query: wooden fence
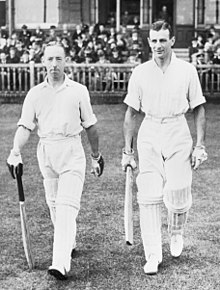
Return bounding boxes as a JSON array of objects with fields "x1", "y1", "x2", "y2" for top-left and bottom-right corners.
[{"x1": 0, "y1": 62, "x2": 220, "y2": 103}]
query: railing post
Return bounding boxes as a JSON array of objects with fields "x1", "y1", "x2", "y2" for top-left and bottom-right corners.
[{"x1": 29, "y1": 61, "x2": 35, "y2": 88}]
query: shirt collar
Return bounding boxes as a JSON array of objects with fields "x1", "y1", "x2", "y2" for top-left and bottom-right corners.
[
  {"x1": 152, "y1": 51, "x2": 177, "y2": 68},
  {"x1": 42, "y1": 73, "x2": 72, "y2": 89}
]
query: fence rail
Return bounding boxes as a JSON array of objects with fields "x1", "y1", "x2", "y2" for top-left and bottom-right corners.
[{"x1": 0, "y1": 62, "x2": 220, "y2": 103}]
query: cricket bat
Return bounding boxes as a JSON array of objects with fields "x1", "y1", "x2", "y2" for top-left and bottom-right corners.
[
  {"x1": 124, "y1": 164, "x2": 134, "y2": 245},
  {"x1": 15, "y1": 164, "x2": 35, "y2": 270}
]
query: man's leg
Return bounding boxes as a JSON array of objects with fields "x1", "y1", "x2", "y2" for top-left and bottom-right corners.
[
  {"x1": 137, "y1": 119, "x2": 165, "y2": 274},
  {"x1": 50, "y1": 172, "x2": 84, "y2": 276},
  {"x1": 43, "y1": 178, "x2": 58, "y2": 225},
  {"x1": 137, "y1": 172, "x2": 164, "y2": 274},
  {"x1": 164, "y1": 186, "x2": 192, "y2": 257},
  {"x1": 163, "y1": 133, "x2": 193, "y2": 258}
]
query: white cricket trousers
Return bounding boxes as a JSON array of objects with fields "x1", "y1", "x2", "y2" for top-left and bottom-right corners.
[
  {"x1": 37, "y1": 135, "x2": 86, "y2": 273},
  {"x1": 136, "y1": 115, "x2": 193, "y2": 262}
]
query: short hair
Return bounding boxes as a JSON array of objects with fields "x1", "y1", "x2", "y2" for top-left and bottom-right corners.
[
  {"x1": 43, "y1": 42, "x2": 66, "y2": 56},
  {"x1": 150, "y1": 20, "x2": 173, "y2": 38}
]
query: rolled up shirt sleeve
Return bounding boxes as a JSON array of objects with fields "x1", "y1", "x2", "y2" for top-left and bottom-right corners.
[
  {"x1": 80, "y1": 87, "x2": 97, "y2": 128},
  {"x1": 17, "y1": 90, "x2": 36, "y2": 131},
  {"x1": 187, "y1": 65, "x2": 206, "y2": 109},
  {"x1": 124, "y1": 68, "x2": 142, "y2": 112}
]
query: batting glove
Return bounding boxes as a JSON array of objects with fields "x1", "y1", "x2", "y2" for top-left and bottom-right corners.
[
  {"x1": 191, "y1": 145, "x2": 208, "y2": 170},
  {"x1": 91, "y1": 153, "x2": 104, "y2": 177},
  {"x1": 7, "y1": 149, "x2": 23, "y2": 179},
  {"x1": 121, "y1": 148, "x2": 137, "y2": 171}
]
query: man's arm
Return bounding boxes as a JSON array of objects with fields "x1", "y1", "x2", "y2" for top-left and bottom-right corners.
[
  {"x1": 191, "y1": 104, "x2": 207, "y2": 170},
  {"x1": 123, "y1": 106, "x2": 138, "y2": 153},
  {"x1": 85, "y1": 124, "x2": 104, "y2": 177},
  {"x1": 193, "y1": 104, "x2": 206, "y2": 147},
  {"x1": 85, "y1": 124, "x2": 99, "y2": 158},
  {"x1": 12, "y1": 126, "x2": 31, "y2": 153},
  {"x1": 122, "y1": 106, "x2": 138, "y2": 171},
  {"x1": 7, "y1": 126, "x2": 31, "y2": 178}
]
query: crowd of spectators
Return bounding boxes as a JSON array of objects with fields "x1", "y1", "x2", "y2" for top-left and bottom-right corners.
[
  {"x1": 0, "y1": 22, "x2": 145, "y2": 65},
  {"x1": 188, "y1": 25, "x2": 220, "y2": 65}
]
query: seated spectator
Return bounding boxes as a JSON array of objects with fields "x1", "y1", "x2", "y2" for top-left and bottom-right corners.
[
  {"x1": 61, "y1": 23, "x2": 71, "y2": 42},
  {"x1": 45, "y1": 25, "x2": 57, "y2": 44},
  {"x1": 191, "y1": 45, "x2": 205, "y2": 65},
  {"x1": 69, "y1": 47, "x2": 83, "y2": 63},
  {"x1": 204, "y1": 34, "x2": 215, "y2": 63},
  {"x1": 127, "y1": 29, "x2": 143, "y2": 51},
  {"x1": 212, "y1": 47, "x2": 220, "y2": 64},
  {"x1": 115, "y1": 32, "x2": 127, "y2": 53},
  {"x1": 109, "y1": 48, "x2": 123, "y2": 63},
  {"x1": 19, "y1": 24, "x2": 31, "y2": 48},
  {"x1": 207, "y1": 25, "x2": 220, "y2": 43},
  {"x1": 61, "y1": 37, "x2": 71, "y2": 56},
  {"x1": 72, "y1": 24, "x2": 83, "y2": 42},
  {"x1": 96, "y1": 49, "x2": 111, "y2": 91},
  {"x1": 31, "y1": 41, "x2": 43, "y2": 63},
  {"x1": 188, "y1": 37, "x2": 199, "y2": 62},
  {"x1": 126, "y1": 50, "x2": 139, "y2": 65},
  {"x1": 31, "y1": 25, "x2": 45, "y2": 44},
  {"x1": 0, "y1": 35, "x2": 7, "y2": 52},
  {"x1": 96, "y1": 49, "x2": 109, "y2": 64},
  {"x1": 15, "y1": 40, "x2": 24, "y2": 59},
  {"x1": 6, "y1": 46, "x2": 20, "y2": 63},
  {"x1": 97, "y1": 24, "x2": 109, "y2": 41},
  {"x1": 84, "y1": 44, "x2": 98, "y2": 62},
  {"x1": 120, "y1": 25, "x2": 130, "y2": 44},
  {"x1": 20, "y1": 50, "x2": 30, "y2": 63},
  {"x1": 87, "y1": 25, "x2": 96, "y2": 41},
  {"x1": 0, "y1": 51, "x2": 7, "y2": 64},
  {"x1": 0, "y1": 52, "x2": 8, "y2": 89},
  {"x1": 11, "y1": 31, "x2": 19, "y2": 47}
]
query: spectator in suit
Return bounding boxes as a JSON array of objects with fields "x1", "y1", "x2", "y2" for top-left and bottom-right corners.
[
  {"x1": 0, "y1": 51, "x2": 7, "y2": 64},
  {"x1": 31, "y1": 25, "x2": 45, "y2": 44},
  {"x1": 212, "y1": 47, "x2": 220, "y2": 64},
  {"x1": 109, "y1": 48, "x2": 123, "y2": 64},
  {"x1": 45, "y1": 26, "x2": 57, "y2": 44},
  {"x1": 188, "y1": 38, "x2": 199, "y2": 63},
  {"x1": 6, "y1": 46, "x2": 20, "y2": 63},
  {"x1": 72, "y1": 24, "x2": 83, "y2": 42},
  {"x1": 19, "y1": 24, "x2": 31, "y2": 49}
]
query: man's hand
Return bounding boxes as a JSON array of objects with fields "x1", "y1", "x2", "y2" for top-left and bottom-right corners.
[
  {"x1": 121, "y1": 149, "x2": 137, "y2": 172},
  {"x1": 7, "y1": 149, "x2": 23, "y2": 179},
  {"x1": 91, "y1": 153, "x2": 104, "y2": 177},
  {"x1": 191, "y1": 145, "x2": 208, "y2": 170}
]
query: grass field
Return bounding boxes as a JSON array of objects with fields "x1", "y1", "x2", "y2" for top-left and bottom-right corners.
[{"x1": 0, "y1": 103, "x2": 220, "y2": 290}]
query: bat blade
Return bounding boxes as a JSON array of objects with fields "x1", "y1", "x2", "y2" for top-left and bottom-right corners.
[
  {"x1": 15, "y1": 168, "x2": 35, "y2": 270},
  {"x1": 19, "y1": 202, "x2": 35, "y2": 270},
  {"x1": 124, "y1": 165, "x2": 133, "y2": 245}
]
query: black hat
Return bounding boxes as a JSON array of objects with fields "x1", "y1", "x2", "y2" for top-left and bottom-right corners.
[{"x1": 22, "y1": 24, "x2": 28, "y2": 29}]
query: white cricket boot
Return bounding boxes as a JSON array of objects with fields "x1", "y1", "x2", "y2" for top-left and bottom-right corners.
[
  {"x1": 170, "y1": 234, "x2": 183, "y2": 258},
  {"x1": 144, "y1": 254, "x2": 160, "y2": 275}
]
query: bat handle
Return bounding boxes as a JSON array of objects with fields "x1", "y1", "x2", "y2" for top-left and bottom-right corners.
[{"x1": 16, "y1": 164, "x2": 25, "y2": 202}]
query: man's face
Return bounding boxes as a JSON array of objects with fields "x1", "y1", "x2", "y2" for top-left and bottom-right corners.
[
  {"x1": 43, "y1": 45, "x2": 65, "y2": 81},
  {"x1": 148, "y1": 29, "x2": 175, "y2": 60}
]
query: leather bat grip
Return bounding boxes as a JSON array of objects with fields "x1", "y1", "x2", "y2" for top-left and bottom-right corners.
[{"x1": 16, "y1": 164, "x2": 25, "y2": 202}]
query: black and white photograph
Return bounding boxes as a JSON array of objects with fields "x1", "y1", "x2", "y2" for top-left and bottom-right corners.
[{"x1": 0, "y1": 0, "x2": 219, "y2": 289}]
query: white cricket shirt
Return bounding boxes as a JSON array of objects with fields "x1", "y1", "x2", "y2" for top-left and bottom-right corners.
[
  {"x1": 124, "y1": 53, "x2": 206, "y2": 118},
  {"x1": 18, "y1": 75, "x2": 97, "y2": 138}
]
